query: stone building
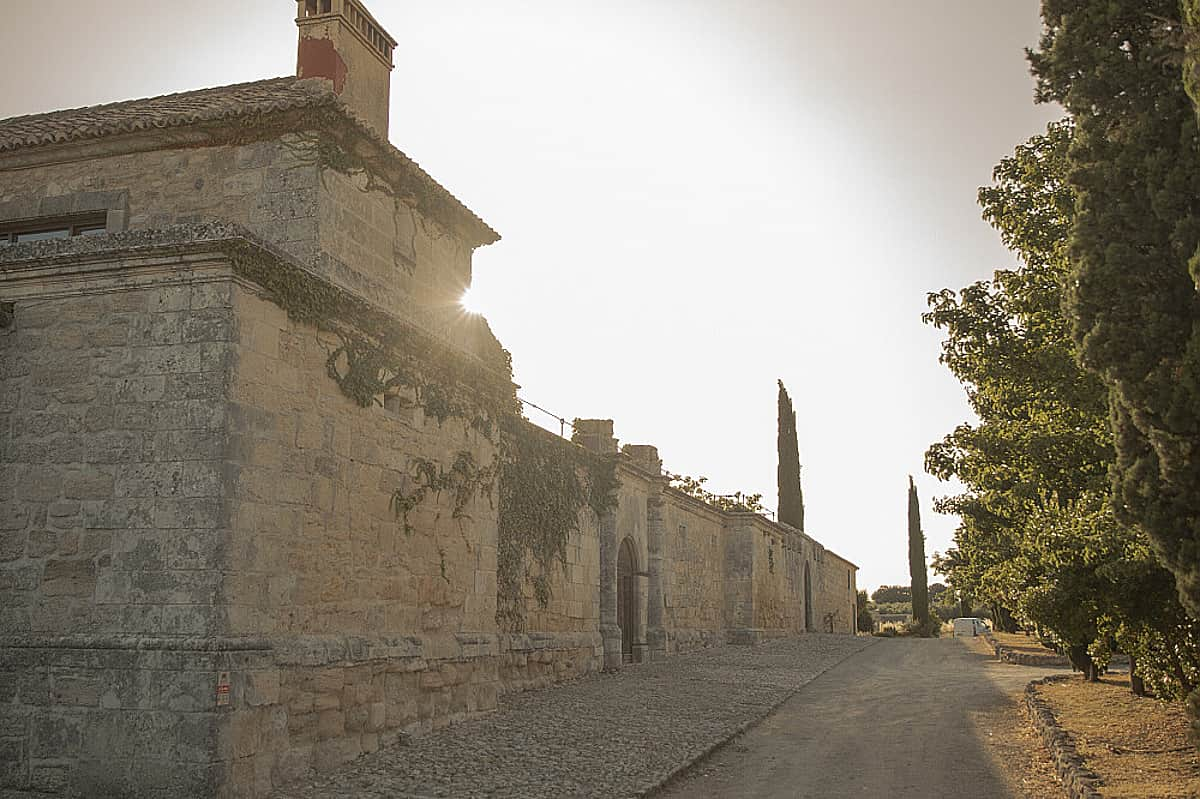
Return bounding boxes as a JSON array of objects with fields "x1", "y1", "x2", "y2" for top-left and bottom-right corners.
[{"x1": 0, "y1": 2, "x2": 857, "y2": 797}]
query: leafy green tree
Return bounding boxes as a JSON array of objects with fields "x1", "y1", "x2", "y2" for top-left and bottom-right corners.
[
  {"x1": 1184, "y1": 1, "x2": 1200, "y2": 120},
  {"x1": 871, "y1": 585, "x2": 912, "y2": 604},
  {"x1": 776, "y1": 380, "x2": 804, "y2": 530},
  {"x1": 925, "y1": 121, "x2": 1108, "y2": 651},
  {"x1": 1029, "y1": 0, "x2": 1200, "y2": 621},
  {"x1": 856, "y1": 590, "x2": 875, "y2": 633},
  {"x1": 666, "y1": 472, "x2": 764, "y2": 513},
  {"x1": 908, "y1": 476, "x2": 931, "y2": 629},
  {"x1": 925, "y1": 115, "x2": 1200, "y2": 694}
]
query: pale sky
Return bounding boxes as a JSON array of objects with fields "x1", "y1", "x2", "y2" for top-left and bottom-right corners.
[{"x1": 1, "y1": 1, "x2": 1061, "y2": 592}]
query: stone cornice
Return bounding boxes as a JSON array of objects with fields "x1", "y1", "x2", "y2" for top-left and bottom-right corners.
[{"x1": 0, "y1": 223, "x2": 516, "y2": 394}]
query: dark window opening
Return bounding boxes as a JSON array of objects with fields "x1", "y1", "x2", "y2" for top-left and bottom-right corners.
[{"x1": 0, "y1": 214, "x2": 108, "y2": 246}]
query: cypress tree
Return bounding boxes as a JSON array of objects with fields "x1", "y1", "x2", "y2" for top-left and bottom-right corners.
[
  {"x1": 908, "y1": 476, "x2": 930, "y2": 627},
  {"x1": 777, "y1": 380, "x2": 804, "y2": 530}
]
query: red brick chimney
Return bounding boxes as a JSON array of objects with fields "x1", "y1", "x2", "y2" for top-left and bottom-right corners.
[{"x1": 295, "y1": 0, "x2": 396, "y2": 137}]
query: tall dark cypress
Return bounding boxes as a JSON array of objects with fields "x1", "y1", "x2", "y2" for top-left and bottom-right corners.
[
  {"x1": 777, "y1": 381, "x2": 804, "y2": 530},
  {"x1": 908, "y1": 476, "x2": 930, "y2": 627}
]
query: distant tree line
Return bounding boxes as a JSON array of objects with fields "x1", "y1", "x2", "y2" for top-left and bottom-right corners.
[
  {"x1": 867, "y1": 583, "x2": 966, "y2": 623},
  {"x1": 925, "y1": 0, "x2": 1200, "y2": 739}
]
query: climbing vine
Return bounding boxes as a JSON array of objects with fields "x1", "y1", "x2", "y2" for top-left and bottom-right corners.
[
  {"x1": 227, "y1": 241, "x2": 518, "y2": 434},
  {"x1": 216, "y1": 120, "x2": 619, "y2": 621},
  {"x1": 390, "y1": 452, "x2": 498, "y2": 537},
  {"x1": 496, "y1": 418, "x2": 618, "y2": 632}
]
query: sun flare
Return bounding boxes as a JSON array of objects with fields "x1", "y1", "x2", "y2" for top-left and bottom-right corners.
[{"x1": 458, "y1": 287, "x2": 481, "y2": 315}]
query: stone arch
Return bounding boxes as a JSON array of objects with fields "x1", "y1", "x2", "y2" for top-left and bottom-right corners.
[
  {"x1": 804, "y1": 560, "x2": 814, "y2": 632},
  {"x1": 617, "y1": 536, "x2": 641, "y2": 663}
]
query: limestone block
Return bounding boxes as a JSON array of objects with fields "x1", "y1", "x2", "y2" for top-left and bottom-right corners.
[
  {"x1": 273, "y1": 745, "x2": 314, "y2": 786},
  {"x1": 244, "y1": 670, "x2": 280, "y2": 707},
  {"x1": 40, "y1": 559, "x2": 96, "y2": 598},
  {"x1": 312, "y1": 737, "x2": 360, "y2": 773}
]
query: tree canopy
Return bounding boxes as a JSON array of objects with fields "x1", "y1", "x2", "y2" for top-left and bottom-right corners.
[
  {"x1": 1030, "y1": 0, "x2": 1200, "y2": 619},
  {"x1": 925, "y1": 110, "x2": 1199, "y2": 695}
]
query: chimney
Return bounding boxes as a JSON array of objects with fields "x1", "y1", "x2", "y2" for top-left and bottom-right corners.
[
  {"x1": 295, "y1": 0, "x2": 396, "y2": 137},
  {"x1": 573, "y1": 420, "x2": 618, "y2": 455}
]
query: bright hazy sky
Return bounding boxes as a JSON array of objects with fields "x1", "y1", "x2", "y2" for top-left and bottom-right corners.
[{"x1": 2, "y1": 1, "x2": 1061, "y2": 592}]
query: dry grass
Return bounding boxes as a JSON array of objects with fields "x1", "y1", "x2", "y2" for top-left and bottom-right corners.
[
  {"x1": 1039, "y1": 676, "x2": 1200, "y2": 798},
  {"x1": 960, "y1": 635, "x2": 1065, "y2": 798},
  {"x1": 972, "y1": 696, "x2": 1065, "y2": 799}
]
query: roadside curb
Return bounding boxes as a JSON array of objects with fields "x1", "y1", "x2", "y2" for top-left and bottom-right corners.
[
  {"x1": 984, "y1": 631, "x2": 1069, "y2": 667},
  {"x1": 1025, "y1": 675, "x2": 1103, "y2": 799},
  {"x1": 638, "y1": 636, "x2": 879, "y2": 797}
]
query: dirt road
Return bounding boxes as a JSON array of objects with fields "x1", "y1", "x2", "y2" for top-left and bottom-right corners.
[{"x1": 659, "y1": 636, "x2": 1065, "y2": 799}]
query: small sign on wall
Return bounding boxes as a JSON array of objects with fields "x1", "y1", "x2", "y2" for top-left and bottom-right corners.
[{"x1": 216, "y1": 671, "x2": 231, "y2": 707}]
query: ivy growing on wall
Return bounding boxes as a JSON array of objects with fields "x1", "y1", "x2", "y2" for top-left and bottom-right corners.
[
  {"x1": 224, "y1": 125, "x2": 619, "y2": 626},
  {"x1": 390, "y1": 452, "x2": 498, "y2": 537},
  {"x1": 229, "y1": 244, "x2": 616, "y2": 616},
  {"x1": 496, "y1": 418, "x2": 618, "y2": 633},
  {"x1": 227, "y1": 241, "x2": 518, "y2": 432}
]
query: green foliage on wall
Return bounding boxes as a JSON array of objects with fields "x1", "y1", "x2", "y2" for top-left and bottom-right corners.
[
  {"x1": 390, "y1": 452, "x2": 498, "y2": 539},
  {"x1": 228, "y1": 241, "x2": 518, "y2": 434},
  {"x1": 496, "y1": 418, "x2": 618, "y2": 632},
  {"x1": 665, "y1": 473, "x2": 764, "y2": 513}
]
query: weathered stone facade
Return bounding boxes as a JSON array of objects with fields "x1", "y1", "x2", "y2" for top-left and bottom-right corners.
[{"x1": 0, "y1": 3, "x2": 857, "y2": 797}]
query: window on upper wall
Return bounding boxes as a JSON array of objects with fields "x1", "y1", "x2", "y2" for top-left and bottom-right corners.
[{"x1": 0, "y1": 214, "x2": 108, "y2": 246}]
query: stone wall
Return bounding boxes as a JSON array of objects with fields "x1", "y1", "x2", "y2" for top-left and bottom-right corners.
[
  {"x1": 1, "y1": 118, "x2": 859, "y2": 797},
  {"x1": 0, "y1": 254, "x2": 248, "y2": 796},
  {"x1": 812, "y1": 547, "x2": 858, "y2": 635},
  {"x1": 661, "y1": 494, "x2": 726, "y2": 652},
  {"x1": 314, "y1": 166, "x2": 473, "y2": 316},
  {"x1": 748, "y1": 516, "x2": 804, "y2": 637},
  {"x1": 0, "y1": 134, "x2": 480, "y2": 345},
  {"x1": 0, "y1": 138, "x2": 318, "y2": 270}
]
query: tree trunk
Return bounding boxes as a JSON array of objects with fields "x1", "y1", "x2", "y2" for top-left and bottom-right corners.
[
  {"x1": 1130, "y1": 655, "x2": 1148, "y2": 697},
  {"x1": 1170, "y1": 648, "x2": 1196, "y2": 695},
  {"x1": 1067, "y1": 644, "x2": 1096, "y2": 680}
]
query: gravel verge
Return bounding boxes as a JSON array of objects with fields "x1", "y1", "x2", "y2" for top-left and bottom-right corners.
[
  {"x1": 272, "y1": 634, "x2": 874, "y2": 799},
  {"x1": 1025, "y1": 675, "x2": 1102, "y2": 799}
]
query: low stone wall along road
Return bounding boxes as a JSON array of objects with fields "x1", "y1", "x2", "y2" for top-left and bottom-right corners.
[{"x1": 271, "y1": 635, "x2": 873, "y2": 799}]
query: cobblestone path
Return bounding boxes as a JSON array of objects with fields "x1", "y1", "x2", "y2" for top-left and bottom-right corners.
[{"x1": 272, "y1": 635, "x2": 873, "y2": 799}]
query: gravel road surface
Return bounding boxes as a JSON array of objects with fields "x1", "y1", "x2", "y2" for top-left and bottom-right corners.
[
  {"x1": 660, "y1": 636, "x2": 1066, "y2": 798},
  {"x1": 272, "y1": 634, "x2": 872, "y2": 798}
]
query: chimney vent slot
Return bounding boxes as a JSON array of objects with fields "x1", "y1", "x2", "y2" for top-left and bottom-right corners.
[
  {"x1": 344, "y1": 0, "x2": 391, "y2": 58},
  {"x1": 301, "y1": 0, "x2": 332, "y2": 17}
]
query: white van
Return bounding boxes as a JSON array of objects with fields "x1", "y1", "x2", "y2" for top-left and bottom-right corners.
[{"x1": 952, "y1": 617, "x2": 988, "y2": 637}]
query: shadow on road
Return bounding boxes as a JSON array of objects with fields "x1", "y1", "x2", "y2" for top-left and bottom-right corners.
[{"x1": 658, "y1": 637, "x2": 1065, "y2": 799}]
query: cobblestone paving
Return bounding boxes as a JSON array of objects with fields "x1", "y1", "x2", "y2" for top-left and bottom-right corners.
[{"x1": 273, "y1": 635, "x2": 874, "y2": 799}]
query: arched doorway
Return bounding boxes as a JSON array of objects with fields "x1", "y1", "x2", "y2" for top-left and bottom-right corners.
[
  {"x1": 804, "y1": 561, "x2": 814, "y2": 632},
  {"x1": 617, "y1": 537, "x2": 639, "y2": 663}
]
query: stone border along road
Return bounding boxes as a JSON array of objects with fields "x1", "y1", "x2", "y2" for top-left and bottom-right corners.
[
  {"x1": 983, "y1": 631, "x2": 1070, "y2": 668},
  {"x1": 271, "y1": 634, "x2": 874, "y2": 799},
  {"x1": 1024, "y1": 675, "x2": 1103, "y2": 799}
]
